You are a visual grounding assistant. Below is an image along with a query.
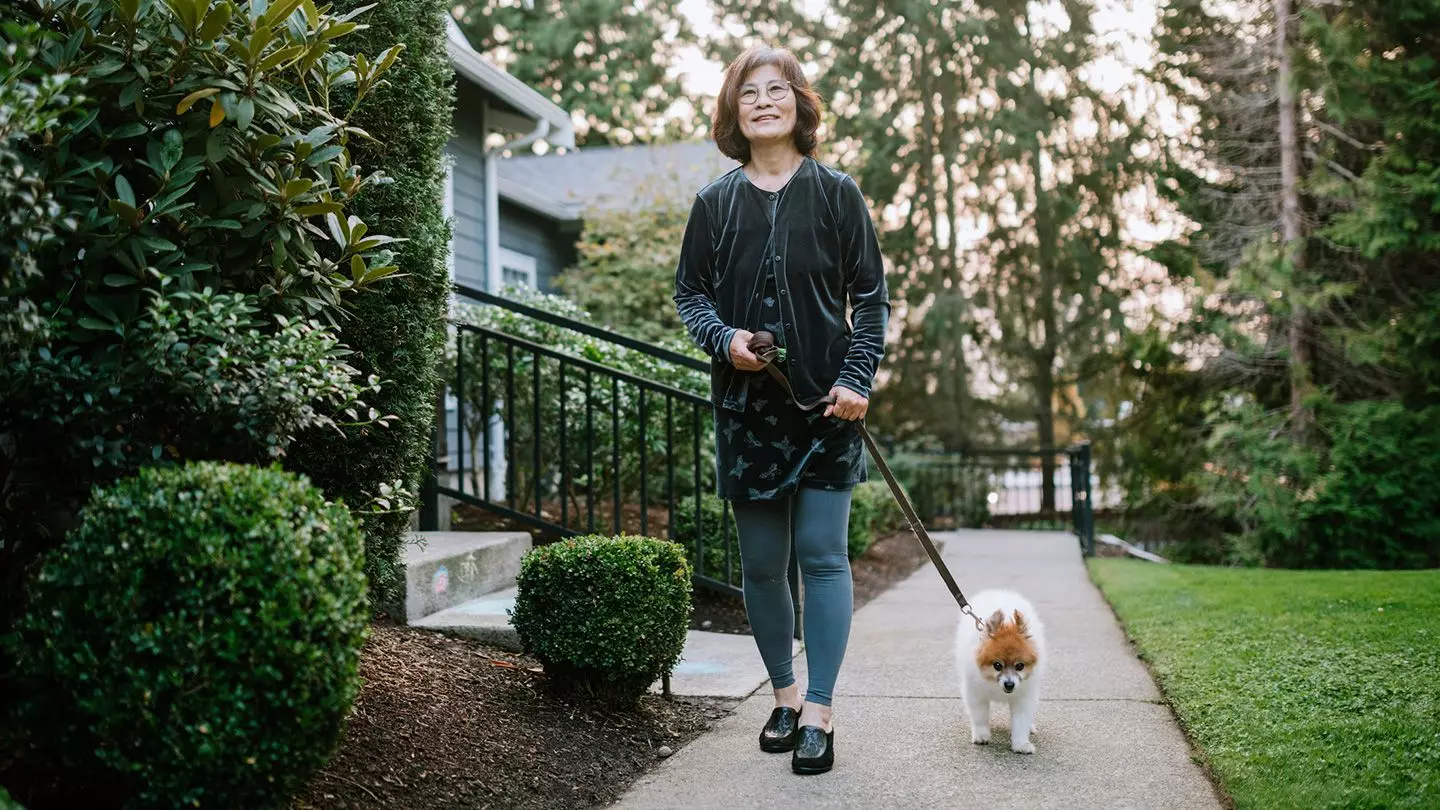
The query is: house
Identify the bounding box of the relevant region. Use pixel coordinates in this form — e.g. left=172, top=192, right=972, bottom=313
left=441, top=18, right=576, bottom=295
left=494, top=140, right=739, bottom=290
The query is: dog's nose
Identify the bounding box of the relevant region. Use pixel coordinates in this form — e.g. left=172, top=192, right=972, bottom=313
left=1002, top=680, right=1016, bottom=693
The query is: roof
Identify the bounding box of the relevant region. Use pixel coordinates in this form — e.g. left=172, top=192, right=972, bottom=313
left=445, top=18, right=575, bottom=150
left=496, top=141, right=739, bottom=221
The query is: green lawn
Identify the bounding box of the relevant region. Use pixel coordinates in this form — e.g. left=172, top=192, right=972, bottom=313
left=1089, top=559, right=1440, bottom=809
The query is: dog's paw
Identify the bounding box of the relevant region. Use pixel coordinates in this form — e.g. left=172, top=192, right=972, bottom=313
left=970, top=727, right=992, bottom=745
left=1011, top=739, right=1035, bottom=755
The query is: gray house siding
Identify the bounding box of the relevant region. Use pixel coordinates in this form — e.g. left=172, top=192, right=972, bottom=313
left=498, top=200, right=578, bottom=292
left=447, top=83, right=490, bottom=291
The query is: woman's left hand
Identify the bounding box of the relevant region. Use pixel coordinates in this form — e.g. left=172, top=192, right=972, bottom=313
left=824, top=386, right=869, bottom=421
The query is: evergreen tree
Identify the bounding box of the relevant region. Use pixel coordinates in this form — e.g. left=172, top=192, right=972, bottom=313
left=453, top=0, right=702, bottom=146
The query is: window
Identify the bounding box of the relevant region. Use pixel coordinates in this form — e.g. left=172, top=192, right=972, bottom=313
left=499, top=247, right=538, bottom=289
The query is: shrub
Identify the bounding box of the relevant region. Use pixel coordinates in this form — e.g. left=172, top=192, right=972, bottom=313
left=670, top=492, right=743, bottom=583
left=0, top=0, right=401, bottom=614
left=0, top=21, right=82, bottom=349
left=8, top=462, right=368, bottom=808
left=1200, top=397, right=1440, bottom=569
left=511, top=535, right=691, bottom=703
left=847, top=480, right=901, bottom=559
left=288, top=0, right=455, bottom=613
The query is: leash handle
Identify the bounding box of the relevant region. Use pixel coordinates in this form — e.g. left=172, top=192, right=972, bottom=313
left=745, top=331, right=983, bottom=631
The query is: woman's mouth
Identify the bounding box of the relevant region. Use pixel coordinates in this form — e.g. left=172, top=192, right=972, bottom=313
left=753, top=113, right=779, bottom=123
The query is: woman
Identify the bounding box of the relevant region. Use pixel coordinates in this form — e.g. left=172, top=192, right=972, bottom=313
left=673, top=45, right=889, bottom=776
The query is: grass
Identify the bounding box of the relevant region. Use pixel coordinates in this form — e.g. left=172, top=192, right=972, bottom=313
left=1089, top=559, right=1440, bottom=810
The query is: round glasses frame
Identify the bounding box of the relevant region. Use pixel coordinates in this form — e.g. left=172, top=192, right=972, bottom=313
left=738, top=81, right=792, bottom=106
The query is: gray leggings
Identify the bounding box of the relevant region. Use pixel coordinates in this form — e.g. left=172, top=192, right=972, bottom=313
left=732, top=487, right=853, bottom=707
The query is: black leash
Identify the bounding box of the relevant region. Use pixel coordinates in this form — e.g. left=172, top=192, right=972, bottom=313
left=747, top=331, right=984, bottom=632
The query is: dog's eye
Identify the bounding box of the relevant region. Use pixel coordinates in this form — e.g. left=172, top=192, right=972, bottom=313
left=1015, top=662, right=1025, bottom=671
left=992, top=661, right=1003, bottom=671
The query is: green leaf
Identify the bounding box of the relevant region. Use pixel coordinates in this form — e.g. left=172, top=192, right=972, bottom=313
left=349, top=255, right=366, bottom=281
left=104, top=274, right=139, bottom=287
left=326, top=212, right=348, bottom=248
left=319, top=21, right=358, bottom=42
left=198, top=2, right=232, bottom=41
left=115, top=175, right=136, bottom=206
left=77, top=317, right=115, bottom=332
left=304, top=144, right=344, bottom=165
left=119, top=79, right=145, bottom=108
left=295, top=202, right=343, bottom=217
left=135, top=236, right=179, bottom=252
left=283, top=178, right=314, bottom=200
left=176, top=87, right=221, bottom=114
left=236, top=97, right=255, bottom=131
left=160, top=129, right=184, bottom=170
left=111, top=123, right=148, bottom=139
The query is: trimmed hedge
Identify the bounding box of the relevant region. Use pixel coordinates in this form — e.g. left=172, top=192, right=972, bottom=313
left=9, top=462, right=368, bottom=808
left=848, top=481, right=903, bottom=559
left=289, top=0, right=456, bottom=613
left=511, top=535, right=691, bottom=703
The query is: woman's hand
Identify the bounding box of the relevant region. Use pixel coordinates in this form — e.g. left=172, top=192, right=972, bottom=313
left=728, top=329, right=766, bottom=371
left=824, top=386, right=869, bottom=421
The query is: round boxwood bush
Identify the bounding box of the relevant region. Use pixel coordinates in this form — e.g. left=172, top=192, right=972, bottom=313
left=12, top=462, right=369, bottom=808
left=511, top=535, right=692, bottom=703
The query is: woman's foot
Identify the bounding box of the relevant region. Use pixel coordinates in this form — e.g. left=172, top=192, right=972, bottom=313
left=760, top=684, right=804, bottom=752
left=791, top=726, right=835, bottom=775
left=798, top=701, right=832, bottom=733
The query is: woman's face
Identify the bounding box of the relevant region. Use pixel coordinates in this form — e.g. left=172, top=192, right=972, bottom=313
left=736, top=63, right=796, bottom=148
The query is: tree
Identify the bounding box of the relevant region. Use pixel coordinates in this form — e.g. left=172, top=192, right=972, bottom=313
left=452, top=0, right=702, bottom=147
left=955, top=0, right=1145, bottom=511
left=710, top=2, right=1147, bottom=506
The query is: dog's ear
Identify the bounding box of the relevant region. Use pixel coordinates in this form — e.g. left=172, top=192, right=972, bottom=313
left=985, top=609, right=1006, bottom=637
left=1013, top=610, right=1030, bottom=637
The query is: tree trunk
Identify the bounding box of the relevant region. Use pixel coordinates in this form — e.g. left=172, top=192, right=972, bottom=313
left=1035, top=359, right=1058, bottom=514
left=1274, top=0, right=1311, bottom=433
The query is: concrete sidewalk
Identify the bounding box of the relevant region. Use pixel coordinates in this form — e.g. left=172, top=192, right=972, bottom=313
left=617, top=530, right=1222, bottom=809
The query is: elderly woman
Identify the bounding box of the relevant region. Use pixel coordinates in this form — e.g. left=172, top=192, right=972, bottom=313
left=673, top=44, right=889, bottom=776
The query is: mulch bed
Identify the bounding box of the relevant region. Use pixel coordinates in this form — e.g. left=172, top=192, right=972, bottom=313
left=689, top=529, right=936, bottom=635
left=294, top=622, right=736, bottom=810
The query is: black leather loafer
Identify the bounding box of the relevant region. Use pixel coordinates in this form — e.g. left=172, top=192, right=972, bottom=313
left=759, top=706, right=801, bottom=752
left=791, top=726, right=834, bottom=775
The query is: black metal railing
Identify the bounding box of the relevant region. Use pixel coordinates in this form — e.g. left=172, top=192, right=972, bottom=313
left=881, top=443, right=1096, bottom=555
left=421, top=285, right=748, bottom=597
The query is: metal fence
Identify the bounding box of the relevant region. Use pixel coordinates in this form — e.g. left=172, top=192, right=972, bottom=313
left=881, top=443, right=1095, bottom=555
left=418, top=286, right=1097, bottom=603
left=418, top=285, right=747, bottom=597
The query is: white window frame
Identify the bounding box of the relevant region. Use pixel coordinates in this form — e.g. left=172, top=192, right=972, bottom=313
left=498, top=247, right=538, bottom=290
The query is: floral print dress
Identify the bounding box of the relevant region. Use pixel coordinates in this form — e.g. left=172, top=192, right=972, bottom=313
left=714, top=190, right=866, bottom=502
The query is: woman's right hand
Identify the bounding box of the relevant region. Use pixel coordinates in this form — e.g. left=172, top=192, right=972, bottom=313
left=729, top=329, right=766, bottom=372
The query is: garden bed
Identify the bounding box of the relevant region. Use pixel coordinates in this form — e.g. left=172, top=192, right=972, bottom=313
left=294, top=622, right=736, bottom=810
left=689, top=529, right=936, bottom=635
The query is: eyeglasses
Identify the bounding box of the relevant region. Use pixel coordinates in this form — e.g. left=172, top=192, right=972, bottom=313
left=738, top=81, right=792, bottom=106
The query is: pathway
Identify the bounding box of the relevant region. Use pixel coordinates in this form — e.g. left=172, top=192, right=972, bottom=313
left=618, top=530, right=1222, bottom=809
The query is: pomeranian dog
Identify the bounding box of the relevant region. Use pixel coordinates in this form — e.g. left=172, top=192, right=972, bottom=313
left=955, top=589, right=1046, bottom=754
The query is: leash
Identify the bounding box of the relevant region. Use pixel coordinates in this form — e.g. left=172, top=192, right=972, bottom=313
left=746, top=331, right=985, bottom=632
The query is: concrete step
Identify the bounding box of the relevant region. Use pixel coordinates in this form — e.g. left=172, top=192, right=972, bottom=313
left=412, top=591, right=772, bottom=698
left=410, top=586, right=521, bottom=651
left=403, top=531, right=530, bottom=622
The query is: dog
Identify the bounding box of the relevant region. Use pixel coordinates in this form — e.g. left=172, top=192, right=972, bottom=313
left=955, top=589, right=1045, bottom=754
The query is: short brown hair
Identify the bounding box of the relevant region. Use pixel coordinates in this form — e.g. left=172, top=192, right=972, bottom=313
left=712, top=45, right=823, bottom=163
